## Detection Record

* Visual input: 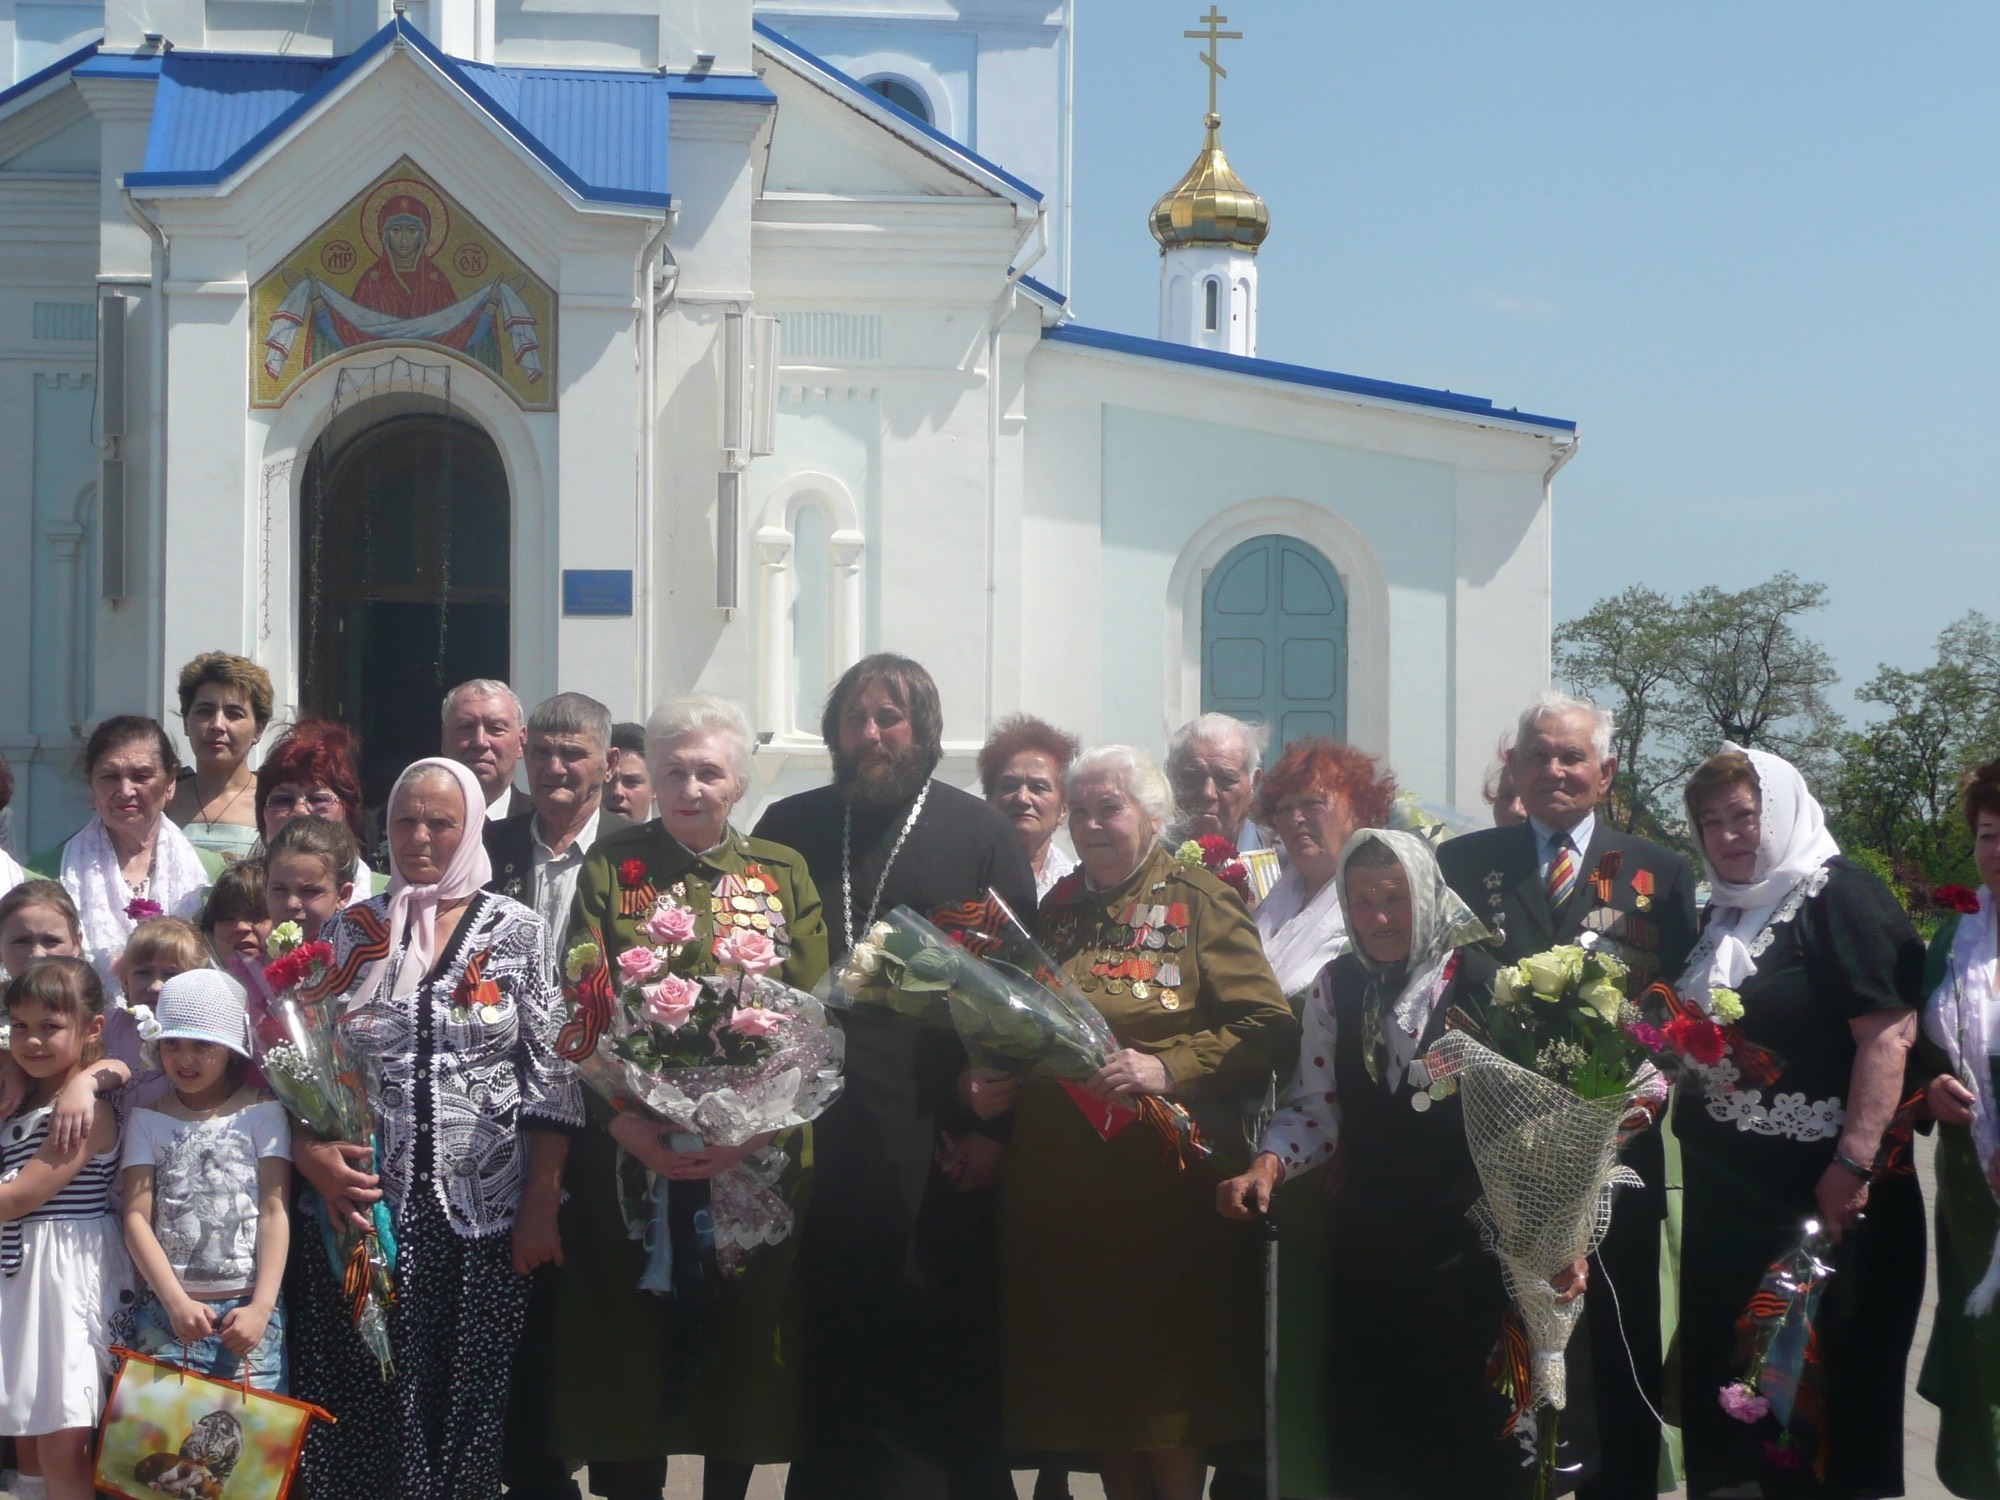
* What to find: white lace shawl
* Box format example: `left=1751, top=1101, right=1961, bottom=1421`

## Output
left=61, top=816, right=211, bottom=1000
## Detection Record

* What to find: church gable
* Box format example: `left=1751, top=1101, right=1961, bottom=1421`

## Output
left=0, top=78, right=98, bottom=175
left=251, top=155, right=556, bottom=410
left=755, top=31, right=1032, bottom=207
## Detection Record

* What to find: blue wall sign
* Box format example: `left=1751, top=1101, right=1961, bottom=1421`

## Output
left=562, top=569, right=634, bottom=617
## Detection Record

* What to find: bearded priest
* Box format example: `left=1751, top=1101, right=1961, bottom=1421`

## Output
left=754, top=654, right=1037, bottom=1500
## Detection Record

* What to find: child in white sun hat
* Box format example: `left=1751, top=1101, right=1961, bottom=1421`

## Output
left=119, top=968, right=292, bottom=1391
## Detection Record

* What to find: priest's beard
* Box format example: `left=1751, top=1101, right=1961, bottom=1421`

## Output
left=835, top=741, right=937, bottom=811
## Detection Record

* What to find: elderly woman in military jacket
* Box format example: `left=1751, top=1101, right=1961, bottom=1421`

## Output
left=546, top=696, right=828, bottom=1500
left=965, top=743, right=1297, bottom=1500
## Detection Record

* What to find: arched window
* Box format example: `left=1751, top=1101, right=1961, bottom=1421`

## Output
left=864, top=76, right=932, bottom=125
left=755, top=476, right=866, bottom=740
left=1204, top=278, right=1220, bottom=333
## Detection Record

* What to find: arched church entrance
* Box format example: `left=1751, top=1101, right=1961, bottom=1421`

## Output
left=1201, top=533, right=1347, bottom=751
left=298, top=408, right=510, bottom=806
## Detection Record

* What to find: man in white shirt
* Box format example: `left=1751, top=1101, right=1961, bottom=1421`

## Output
left=442, top=678, right=528, bottom=818
left=494, top=689, right=609, bottom=1500
left=482, top=692, right=609, bottom=945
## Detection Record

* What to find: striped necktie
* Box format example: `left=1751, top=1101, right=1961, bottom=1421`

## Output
left=1546, top=836, right=1579, bottom=908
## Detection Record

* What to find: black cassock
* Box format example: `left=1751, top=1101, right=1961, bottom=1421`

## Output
left=1437, top=818, right=1698, bottom=1500
left=754, top=779, right=1036, bottom=1500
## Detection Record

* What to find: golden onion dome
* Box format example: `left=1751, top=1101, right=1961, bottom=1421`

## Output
left=1149, top=112, right=1270, bottom=252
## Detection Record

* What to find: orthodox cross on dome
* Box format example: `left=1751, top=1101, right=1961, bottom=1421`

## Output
left=1184, top=7, right=1243, bottom=120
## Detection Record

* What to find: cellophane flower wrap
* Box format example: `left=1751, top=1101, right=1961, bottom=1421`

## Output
left=560, top=890, right=844, bottom=1275
left=254, top=924, right=397, bottom=1379
left=1425, top=940, right=1666, bottom=1475
left=827, top=899, right=1209, bottom=1163
left=1720, top=1220, right=1836, bottom=1480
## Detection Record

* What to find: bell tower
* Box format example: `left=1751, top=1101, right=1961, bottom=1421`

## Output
left=1150, top=8, right=1269, bottom=357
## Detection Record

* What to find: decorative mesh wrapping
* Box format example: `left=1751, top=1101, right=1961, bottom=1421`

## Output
left=1425, top=1030, right=1642, bottom=1410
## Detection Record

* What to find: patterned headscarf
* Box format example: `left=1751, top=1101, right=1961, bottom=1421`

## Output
left=1334, top=828, right=1489, bottom=1088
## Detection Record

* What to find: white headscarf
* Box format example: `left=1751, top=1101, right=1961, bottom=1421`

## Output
left=1335, top=827, right=1489, bottom=1089
left=61, top=812, right=211, bottom=1001
left=357, top=757, right=493, bottom=1008
left=1256, top=862, right=1349, bottom=998
left=1677, top=743, right=1840, bottom=1004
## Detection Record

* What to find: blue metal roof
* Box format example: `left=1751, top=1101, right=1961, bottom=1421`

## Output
left=0, top=37, right=101, bottom=115
left=113, top=19, right=769, bottom=208
left=1041, top=325, right=1577, bottom=434
left=751, top=19, right=1043, bottom=206
left=1017, top=272, right=1067, bottom=307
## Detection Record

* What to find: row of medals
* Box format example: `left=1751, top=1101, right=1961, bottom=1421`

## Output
left=1081, top=900, right=1187, bottom=1009
left=710, top=869, right=785, bottom=936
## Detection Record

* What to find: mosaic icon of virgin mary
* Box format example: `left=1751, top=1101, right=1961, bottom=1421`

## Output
left=352, top=187, right=458, bottom=319
left=255, top=160, right=552, bottom=408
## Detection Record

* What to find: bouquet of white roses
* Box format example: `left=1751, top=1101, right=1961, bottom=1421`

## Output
left=1425, top=940, right=1666, bottom=1495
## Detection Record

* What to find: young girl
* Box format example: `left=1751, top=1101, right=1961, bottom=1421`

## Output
left=200, top=860, right=270, bottom=981
left=110, top=916, right=210, bottom=1114
left=0, top=958, right=134, bottom=1500
left=0, top=885, right=131, bottom=1154
left=265, top=816, right=358, bottom=942
left=122, top=968, right=290, bottom=1391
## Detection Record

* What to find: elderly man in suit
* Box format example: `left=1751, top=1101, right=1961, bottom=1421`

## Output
left=1436, top=691, right=1699, bottom=1500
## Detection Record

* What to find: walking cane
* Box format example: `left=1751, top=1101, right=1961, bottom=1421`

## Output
left=1262, top=1212, right=1280, bottom=1500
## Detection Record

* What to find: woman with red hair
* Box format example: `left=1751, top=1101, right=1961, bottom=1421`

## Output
left=255, top=720, right=384, bottom=898
left=1253, top=740, right=1397, bottom=999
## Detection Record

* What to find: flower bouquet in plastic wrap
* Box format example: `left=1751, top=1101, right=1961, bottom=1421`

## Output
left=828, top=896, right=1210, bottom=1165
left=559, top=894, right=845, bottom=1279
left=253, top=924, right=397, bottom=1379
left=1426, top=940, right=1666, bottom=1495
left=1718, top=1220, right=1836, bottom=1480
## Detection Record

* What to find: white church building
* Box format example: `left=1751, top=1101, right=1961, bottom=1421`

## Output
left=0, top=0, right=1577, bottom=842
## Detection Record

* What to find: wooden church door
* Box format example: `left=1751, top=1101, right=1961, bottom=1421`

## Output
left=299, top=410, right=510, bottom=807
left=1200, top=534, right=1347, bottom=750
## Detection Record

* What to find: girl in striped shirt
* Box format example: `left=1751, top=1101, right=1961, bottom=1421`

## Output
left=0, top=957, right=135, bottom=1500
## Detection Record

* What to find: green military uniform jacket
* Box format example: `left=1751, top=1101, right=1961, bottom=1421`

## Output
left=549, top=818, right=829, bottom=1465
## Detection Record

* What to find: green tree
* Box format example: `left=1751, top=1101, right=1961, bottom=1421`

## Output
left=1552, top=586, right=1680, bottom=834
left=1556, top=573, right=1842, bottom=838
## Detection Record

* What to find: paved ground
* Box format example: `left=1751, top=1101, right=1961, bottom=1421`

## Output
left=0, top=1138, right=1946, bottom=1500
left=647, top=1133, right=1953, bottom=1500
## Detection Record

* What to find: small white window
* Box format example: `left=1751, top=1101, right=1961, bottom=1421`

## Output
left=1204, top=278, right=1220, bottom=332
left=864, top=76, right=932, bottom=126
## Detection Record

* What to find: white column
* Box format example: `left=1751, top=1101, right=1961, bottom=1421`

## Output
left=754, top=529, right=791, bottom=735
left=830, top=529, right=864, bottom=680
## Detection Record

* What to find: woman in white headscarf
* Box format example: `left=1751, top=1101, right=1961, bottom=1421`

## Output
left=1675, top=745, right=1925, bottom=1500
left=1218, top=828, right=1590, bottom=1498
left=286, top=757, right=583, bottom=1500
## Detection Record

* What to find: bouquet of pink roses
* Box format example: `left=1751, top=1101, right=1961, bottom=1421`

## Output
left=560, top=890, right=844, bottom=1276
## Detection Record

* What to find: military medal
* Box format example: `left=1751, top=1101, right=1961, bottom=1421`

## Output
left=1410, top=1092, right=1432, bottom=1113
left=480, top=1003, right=505, bottom=1024
left=1131, top=981, right=1151, bottom=1001
left=1631, top=869, right=1655, bottom=912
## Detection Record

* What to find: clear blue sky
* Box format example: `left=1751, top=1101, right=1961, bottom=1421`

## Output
left=1065, top=2, right=1998, bottom=716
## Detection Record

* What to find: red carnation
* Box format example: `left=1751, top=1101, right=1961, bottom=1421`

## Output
left=1663, top=1012, right=1728, bottom=1068
left=124, top=897, right=163, bottom=922
left=1195, top=835, right=1240, bottom=864
left=619, top=859, right=648, bottom=888
left=263, top=940, right=333, bottom=994
left=1935, top=884, right=1981, bottom=915
left=1217, top=859, right=1252, bottom=900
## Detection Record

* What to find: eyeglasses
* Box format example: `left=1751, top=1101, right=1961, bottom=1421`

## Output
left=267, top=791, right=343, bottom=814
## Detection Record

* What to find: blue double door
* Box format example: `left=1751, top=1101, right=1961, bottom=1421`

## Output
left=1201, top=534, right=1347, bottom=751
